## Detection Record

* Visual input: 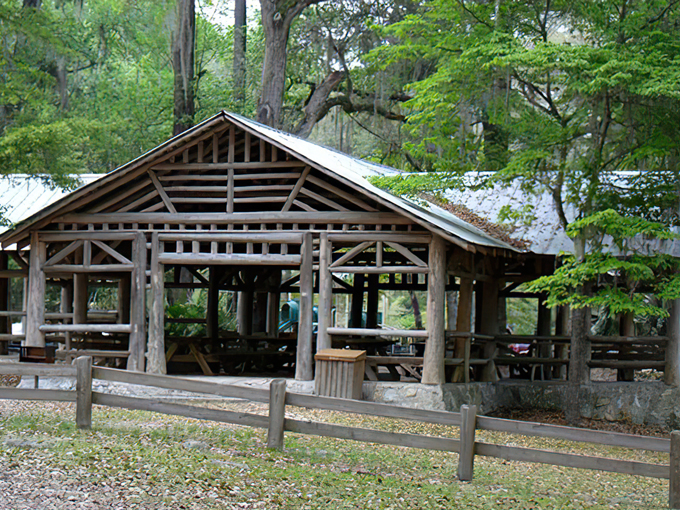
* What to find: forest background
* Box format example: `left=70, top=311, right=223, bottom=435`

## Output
left=1, top=0, right=680, bottom=348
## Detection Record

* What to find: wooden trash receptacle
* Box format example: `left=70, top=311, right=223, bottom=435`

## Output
left=314, top=349, right=366, bottom=400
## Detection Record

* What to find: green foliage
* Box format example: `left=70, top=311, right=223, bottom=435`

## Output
left=165, top=288, right=236, bottom=337
left=369, top=171, right=463, bottom=201
left=371, top=1, right=680, bottom=314
left=0, top=0, right=266, bottom=183
left=528, top=210, right=680, bottom=317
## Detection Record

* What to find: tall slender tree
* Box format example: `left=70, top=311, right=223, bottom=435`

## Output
left=233, top=0, right=247, bottom=108
left=172, top=0, right=195, bottom=135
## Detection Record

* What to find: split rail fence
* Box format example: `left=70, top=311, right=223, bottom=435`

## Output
left=1, top=358, right=679, bottom=508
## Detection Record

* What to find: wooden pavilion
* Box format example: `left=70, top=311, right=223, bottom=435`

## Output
left=0, top=111, right=675, bottom=386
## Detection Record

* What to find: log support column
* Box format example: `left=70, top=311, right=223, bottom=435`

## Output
left=537, top=296, right=552, bottom=380
left=266, top=271, right=282, bottom=338
left=422, top=235, right=446, bottom=385
left=317, top=233, right=332, bottom=351
left=366, top=275, right=379, bottom=329
left=237, top=271, right=254, bottom=337
left=554, top=305, right=570, bottom=379
left=128, top=232, right=147, bottom=372
left=617, top=312, right=635, bottom=381
left=60, top=279, right=74, bottom=358
left=147, top=231, right=166, bottom=374
left=0, top=253, right=8, bottom=355
left=295, top=232, right=313, bottom=380
left=479, top=279, right=500, bottom=382
left=569, top=306, right=591, bottom=385
left=207, top=267, right=220, bottom=340
left=452, top=277, right=473, bottom=383
left=666, top=299, right=680, bottom=386
left=25, top=233, right=46, bottom=347
left=350, top=273, right=364, bottom=328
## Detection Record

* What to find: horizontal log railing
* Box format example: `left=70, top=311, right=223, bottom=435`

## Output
left=327, top=327, right=429, bottom=339
left=0, top=359, right=678, bottom=507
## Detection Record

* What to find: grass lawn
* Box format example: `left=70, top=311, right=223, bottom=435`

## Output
left=0, top=399, right=669, bottom=509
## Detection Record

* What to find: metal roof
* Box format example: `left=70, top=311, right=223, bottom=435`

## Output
left=225, top=113, right=518, bottom=252
left=0, top=111, right=523, bottom=253
left=0, top=174, right=102, bottom=235
left=443, top=175, right=680, bottom=257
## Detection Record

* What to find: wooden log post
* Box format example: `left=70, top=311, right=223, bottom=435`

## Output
left=537, top=296, right=552, bottom=380
left=422, top=235, right=446, bottom=385
left=296, top=232, right=314, bottom=380
left=73, top=271, right=88, bottom=328
left=366, top=274, right=379, bottom=329
left=350, top=273, right=365, bottom=328
left=267, top=378, right=287, bottom=449
left=147, top=231, right=166, bottom=374
left=554, top=305, right=570, bottom=379
left=566, top=305, right=590, bottom=424
left=666, top=300, right=680, bottom=386
left=237, top=282, right=254, bottom=337
left=452, top=277, right=473, bottom=383
left=671, top=431, right=680, bottom=509
left=457, top=404, right=477, bottom=482
left=128, top=233, right=147, bottom=372
left=266, top=271, right=281, bottom=338
left=317, top=233, right=332, bottom=351
left=75, top=355, right=93, bottom=429
left=207, top=266, right=220, bottom=340
left=118, top=275, right=131, bottom=326
left=60, top=280, right=74, bottom=359
left=26, top=233, right=46, bottom=347
left=253, top=292, right=269, bottom=334
left=479, top=279, right=500, bottom=382
left=0, top=252, right=8, bottom=355
left=569, top=306, right=591, bottom=385
left=617, top=312, right=635, bottom=382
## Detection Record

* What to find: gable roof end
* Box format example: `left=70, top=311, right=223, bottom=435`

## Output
left=0, top=110, right=522, bottom=254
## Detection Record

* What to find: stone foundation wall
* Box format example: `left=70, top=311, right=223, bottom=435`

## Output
left=362, top=380, right=680, bottom=429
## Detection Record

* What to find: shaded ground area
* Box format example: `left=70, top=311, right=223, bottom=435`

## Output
left=0, top=399, right=669, bottom=509
left=490, top=408, right=669, bottom=438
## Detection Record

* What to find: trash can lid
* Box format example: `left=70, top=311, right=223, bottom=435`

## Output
left=314, top=349, right=367, bottom=362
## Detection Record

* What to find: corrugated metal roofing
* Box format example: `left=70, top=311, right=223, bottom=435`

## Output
left=0, top=174, right=102, bottom=235
left=225, top=113, right=518, bottom=252
left=444, top=175, right=680, bottom=257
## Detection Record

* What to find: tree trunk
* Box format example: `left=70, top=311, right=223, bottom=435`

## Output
left=257, top=2, right=289, bottom=127
left=257, top=0, right=324, bottom=128
left=56, top=55, right=69, bottom=111
left=233, top=0, right=247, bottom=107
left=294, top=70, right=345, bottom=138
left=172, top=0, right=195, bottom=136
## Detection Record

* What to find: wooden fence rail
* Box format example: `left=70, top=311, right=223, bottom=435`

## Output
left=0, top=358, right=678, bottom=508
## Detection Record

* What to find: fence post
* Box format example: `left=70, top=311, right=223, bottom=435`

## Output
left=76, top=356, right=92, bottom=429
left=267, top=379, right=287, bottom=449
left=458, top=404, right=477, bottom=482
left=671, top=431, right=680, bottom=509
